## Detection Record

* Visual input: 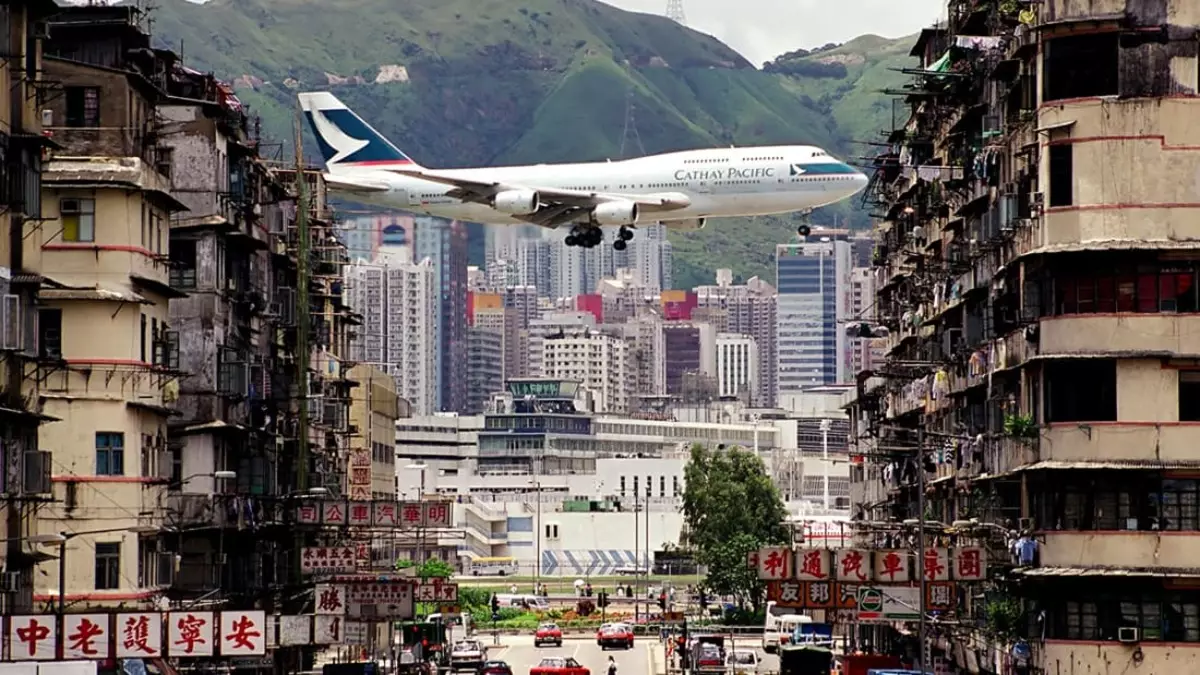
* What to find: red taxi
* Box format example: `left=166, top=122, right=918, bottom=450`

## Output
left=530, top=657, right=589, bottom=675
left=535, top=622, right=563, bottom=647
left=596, top=623, right=634, bottom=650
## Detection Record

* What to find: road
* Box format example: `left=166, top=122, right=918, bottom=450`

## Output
left=479, top=634, right=780, bottom=675
left=486, top=635, right=653, bottom=675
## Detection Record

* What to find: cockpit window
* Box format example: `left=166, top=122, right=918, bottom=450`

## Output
left=811, top=150, right=829, bottom=158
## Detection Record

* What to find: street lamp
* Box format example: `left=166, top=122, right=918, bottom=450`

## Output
left=37, top=525, right=159, bottom=615
left=406, top=463, right=428, bottom=562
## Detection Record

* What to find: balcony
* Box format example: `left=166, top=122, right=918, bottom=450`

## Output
left=1039, top=314, right=1200, bottom=358
left=1039, top=530, right=1200, bottom=571
left=1039, top=423, right=1200, bottom=465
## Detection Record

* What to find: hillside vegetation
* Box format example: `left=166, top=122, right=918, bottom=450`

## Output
left=149, top=0, right=913, bottom=288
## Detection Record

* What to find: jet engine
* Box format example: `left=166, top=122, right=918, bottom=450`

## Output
left=492, top=189, right=540, bottom=215
left=662, top=217, right=707, bottom=231
left=591, top=200, right=640, bottom=226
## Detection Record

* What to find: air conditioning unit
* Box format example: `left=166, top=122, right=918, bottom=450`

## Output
left=1118, top=626, right=1140, bottom=644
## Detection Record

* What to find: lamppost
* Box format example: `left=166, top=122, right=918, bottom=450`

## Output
left=406, top=463, right=428, bottom=563
left=529, top=476, right=541, bottom=593
left=819, top=419, right=832, bottom=510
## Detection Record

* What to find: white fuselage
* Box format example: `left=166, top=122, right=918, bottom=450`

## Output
left=329, top=144, right=867, bottom=227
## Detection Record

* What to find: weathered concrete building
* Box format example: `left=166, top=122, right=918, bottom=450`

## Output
left=852, top=0, right=1200, bottom=672
left=32, top=5, right=186, bottom=608
left=0, top=0, right=59, bottom=615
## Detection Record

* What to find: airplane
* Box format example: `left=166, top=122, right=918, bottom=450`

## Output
left=298, top=91, right=868, bottom=251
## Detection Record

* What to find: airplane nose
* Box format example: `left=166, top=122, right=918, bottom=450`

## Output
left=851, top=171, right=869, bottom=193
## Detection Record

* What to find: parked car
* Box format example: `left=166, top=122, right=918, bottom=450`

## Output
left=530, top=657, right=589, bottom=675
left=535, top=623, right=563, bottom=647
left=481, top=661, right=513, bottom=675
left=449, top=639, right=487, bottom=672
left=725, top=650, right=760, bottom=675
left=596, top=623, right=634, bottom=650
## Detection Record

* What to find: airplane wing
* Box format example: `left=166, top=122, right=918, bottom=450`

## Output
left=323, top=175, right=390, bottom=195
left=389, top=167, right=690, bottom=227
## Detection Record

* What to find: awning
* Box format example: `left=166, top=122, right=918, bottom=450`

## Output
left=1015, top=566, right=1200, bottom=578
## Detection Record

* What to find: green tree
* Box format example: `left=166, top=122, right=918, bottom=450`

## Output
left=396, top=558, right=455, bottom=579
left=682, top=444, right=789, bottom=608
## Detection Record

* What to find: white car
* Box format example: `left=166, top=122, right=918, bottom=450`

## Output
left=450, top=640, right=487, bottom=671
left=725, top=650, right=760, bottom=675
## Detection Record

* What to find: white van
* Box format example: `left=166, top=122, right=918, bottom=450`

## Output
left=762, top=602, right=812, bottom=652
left=495, top=594, right=549, bottom=611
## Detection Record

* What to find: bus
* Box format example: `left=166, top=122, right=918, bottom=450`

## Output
left=462, top=556, right=521, bottom=577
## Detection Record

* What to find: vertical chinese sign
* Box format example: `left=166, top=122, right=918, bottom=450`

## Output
left=348, top=447, right=372, bottom=501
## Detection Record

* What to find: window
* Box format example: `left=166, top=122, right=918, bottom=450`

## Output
left=65, top=86, right=101, bottom=127
left=1043, top=33, right=1119, bottom=102
left=170, top=239, right=197, bottom=289
left=1045, top=359, right=1116, bottom=423
left=38, top=308, right=62, bottom=360
left=139, top=314, right=147, bottom=363
left=1182, top=372, right=1200, bottom=422
left=95, top=432, right=125, bottom=476
left=1048, top=145, right=1073, bottom=208
left=60, top=198, right=95, bottom=242
left=95, top=542, right=120, bottom=590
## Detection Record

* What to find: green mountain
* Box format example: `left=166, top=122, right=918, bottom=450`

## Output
left=148, top=0, right=913, bottom=289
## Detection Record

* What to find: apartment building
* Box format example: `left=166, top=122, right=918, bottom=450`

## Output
left=541, top=332, right=631, bottom=413
left=29, top=5, right=186, bottom=607
left=851, top=1, right=1200, bottom=672
left=695, top=270, right=778, bottom=406
left=413, top=217, right=467, bottom=412
left=466, top=326, right=504, bottom=414
left=0, top=0, right=59, bottom=614
left=347, top=365, right=400, bottom=501
left=715, top=333, right=758, bottom=401
left=344, top=247, right=438, bottom=414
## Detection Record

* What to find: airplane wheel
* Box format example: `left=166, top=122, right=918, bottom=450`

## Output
left=619, top=226, right=634, bottom=241
left=565, top=235, right=578, bottom=247
left=613, top=239, right=627, bottom=252
left=588, top=227, right=604, bottom=247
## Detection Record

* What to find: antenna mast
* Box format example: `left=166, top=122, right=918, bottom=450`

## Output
left=665, top=0, right=686, bottom=25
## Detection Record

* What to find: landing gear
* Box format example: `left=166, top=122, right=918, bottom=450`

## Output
left=565, top=225, right=604, bottom=248
left=797, top=209, right=813, bottom=237
left=613, top=226, right=634, bottom=251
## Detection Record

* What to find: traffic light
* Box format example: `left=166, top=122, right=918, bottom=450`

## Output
left=490, top=593, right=500, bottom=614
left=658, top=593, right=667, bottom=610
left=597, top=590, right=609, bottom=609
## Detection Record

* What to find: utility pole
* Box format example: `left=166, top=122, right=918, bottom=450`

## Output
left=916, top=428, right=928, bottom=672
left=294, top=111, right=311, bottom=493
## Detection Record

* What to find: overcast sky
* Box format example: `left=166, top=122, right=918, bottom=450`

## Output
left=604, top=0, right=946, bottom=65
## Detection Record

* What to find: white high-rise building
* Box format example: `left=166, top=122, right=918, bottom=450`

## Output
left=616, top=223, right=673, bottom=290
left=541, top=331, right=631, bottom=413
left=695, top=270, right=777, bottom=406
left=345, top=246, right=438, bottom=414
left=775, top=237, right=851, bottom=394
left=715, top=333, right=758, bottom=400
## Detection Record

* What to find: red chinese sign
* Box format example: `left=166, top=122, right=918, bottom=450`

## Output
left=169, top=611, right=215, bottom=656
left=400, top=502, right=424, bottom=527
left=756, top=547, right=791, bottom=580
left=64, top=614, right=110, bottom=659
left=116, top=613, right=162, bottom=657
left=423, top=501, right=452, bottom=528
left=767, top=581, right=852, bottom=610
left=794, top=549, right=830, bottom=581
left=323, top=501, right=347, bottom=525
left=874, top=550, right=911, bottom=582
left=316, top=584, right=347, bottom=615
left=953, top=546, right=987, bottom=581
left=348, top=502, right=372, bottom=526
left=11, top=615, right=56, bottom=660
left=219, top=611, right=266, bottom=655
left=923, top=548, right=950, bottom=582
left=373, top=502, right=398, bottom=526
left=835, top=549, right=872, bottom=582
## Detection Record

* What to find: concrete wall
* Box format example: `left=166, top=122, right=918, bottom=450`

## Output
left=1041, top=640, right=1200, bottom=675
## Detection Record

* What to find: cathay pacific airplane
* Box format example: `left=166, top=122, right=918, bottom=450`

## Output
left=299, top=91, right=868, bottom=250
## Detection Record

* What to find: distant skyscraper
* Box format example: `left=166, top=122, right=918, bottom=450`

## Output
left=617, top=223, right=673, bottom=291
left=776, top=238, right=851, bottom=394
left=466, top=325, right=504, bottom=414
left=695, top=270, right=777, bottom=406
left=848, top=267, right=884, bottom=377
left=542, top=332, right=632, bottom=413
left=715, top=333, right=758, bottom=401
left=413, top=216, right=469, bottom=412
left=344, top=247, right=438, bottom=414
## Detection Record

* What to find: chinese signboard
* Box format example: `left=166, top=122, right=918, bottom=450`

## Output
left=754, top=547, right=988, bottom=583
left=766, top=581, right=857, bottom=610
left=416, top=581, right=459, bottom=603
left=301, top=546, right=358, bottom=575
left=315, top=584, right=348, bottom=615
left=294, top=499, right=456, bottom=529
left=347, top=581, right=415, bottom=619
left=348, top=448, right=372, bottom=501
left=1, top=613, right=374, bottom=657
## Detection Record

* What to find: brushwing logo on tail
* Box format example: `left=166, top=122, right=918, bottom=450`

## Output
left=309, top=108, right=368, bottom=165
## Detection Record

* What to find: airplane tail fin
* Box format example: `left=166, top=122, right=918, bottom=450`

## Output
left=297, top=91, right=421, bottom=172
